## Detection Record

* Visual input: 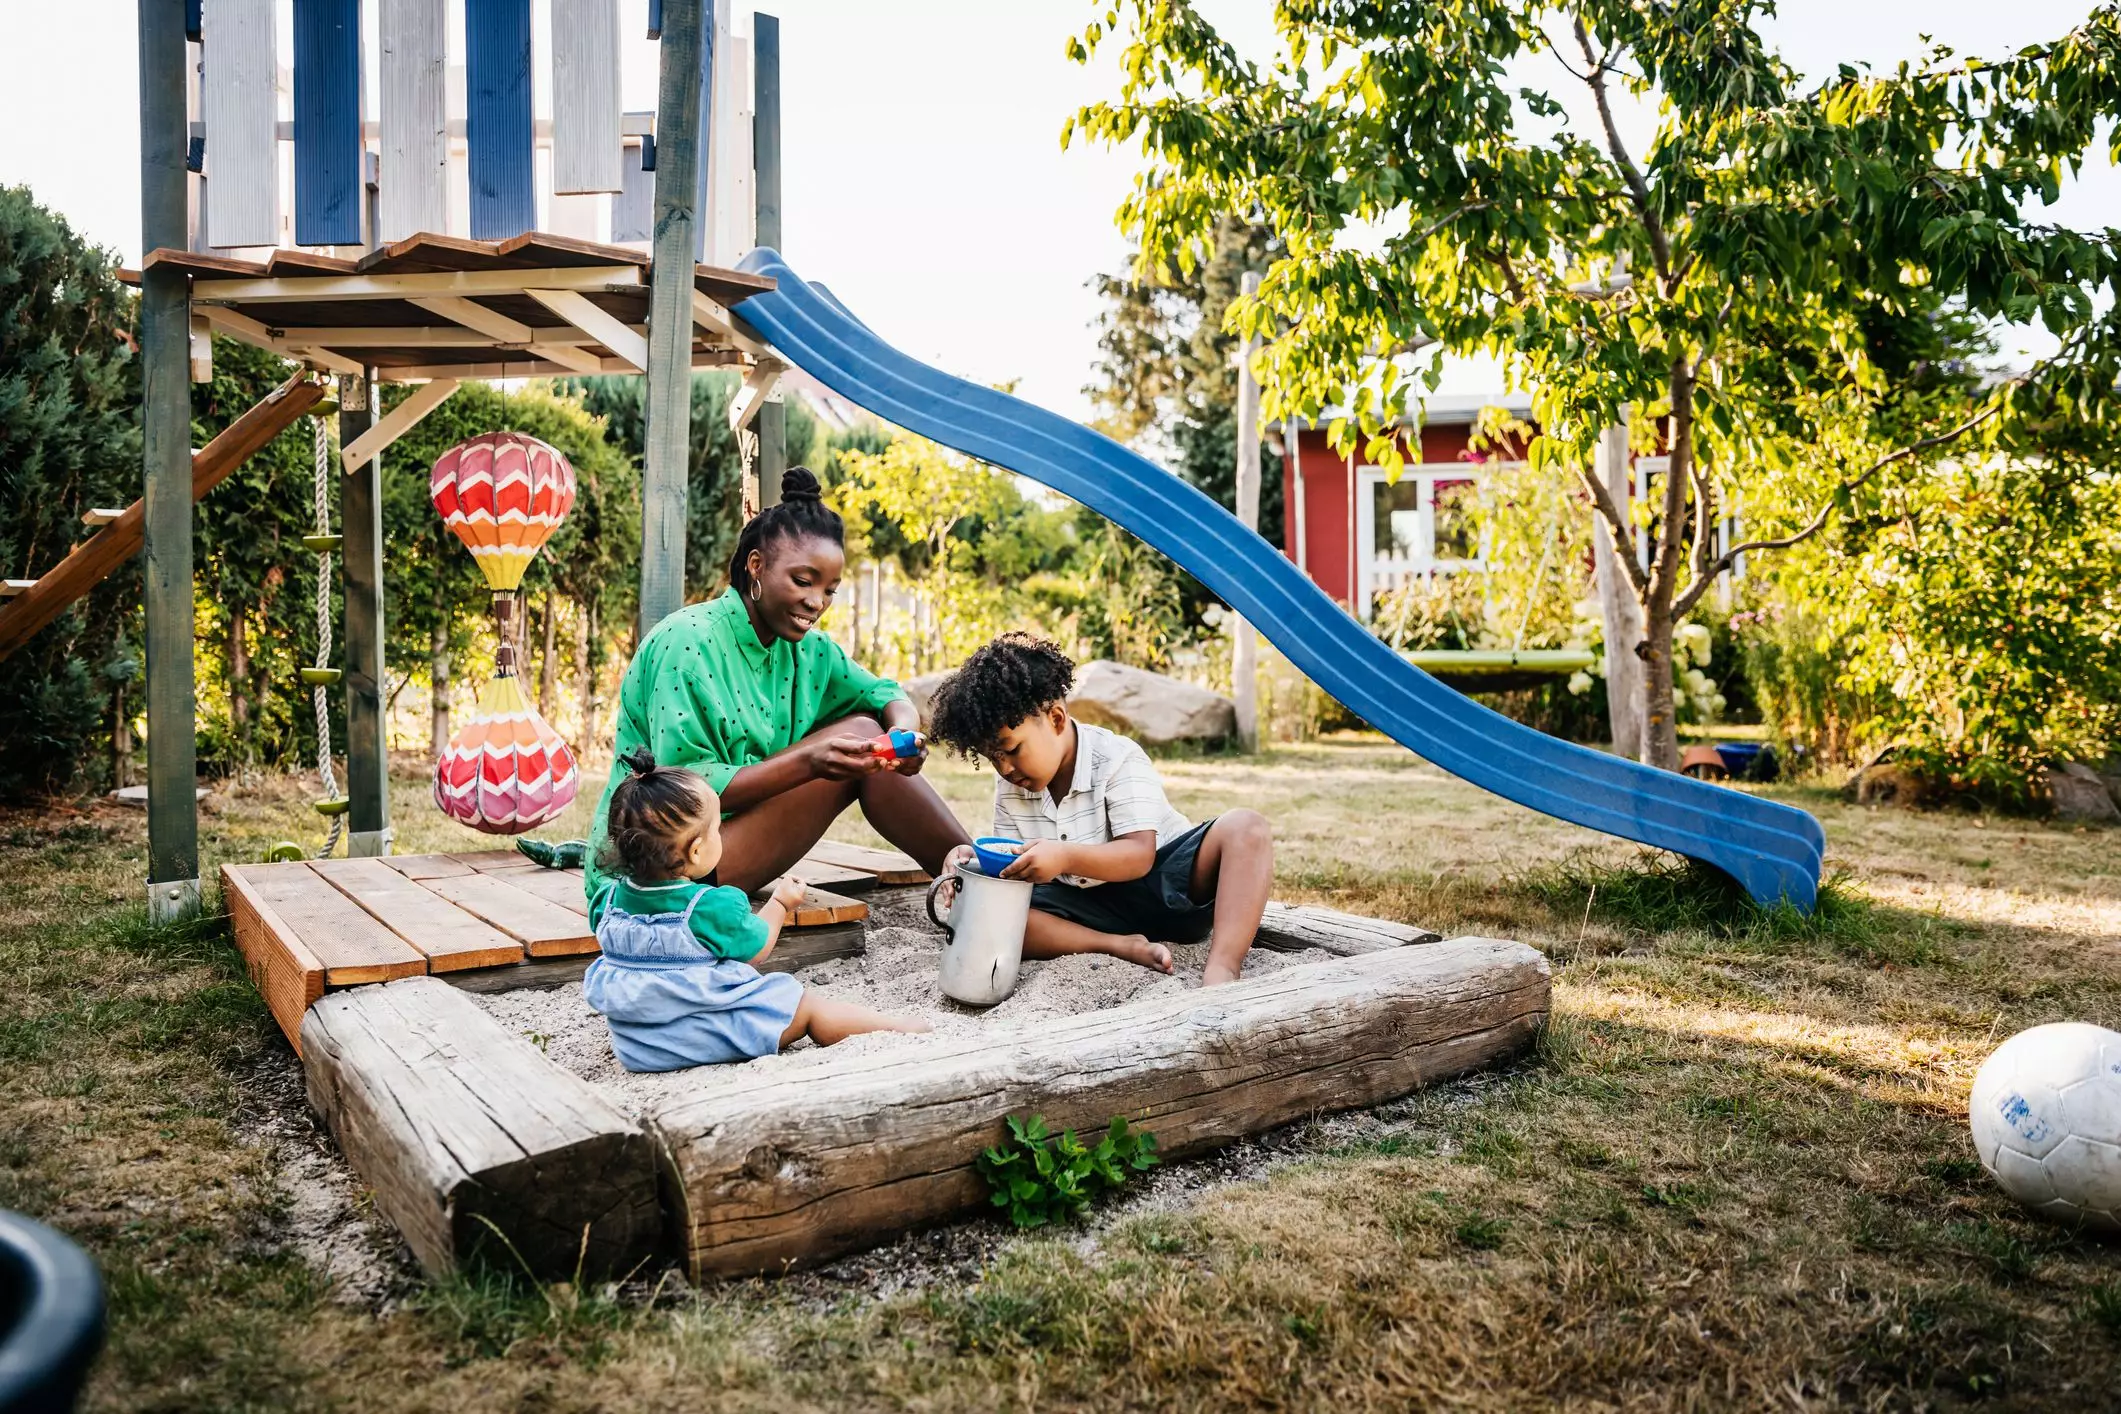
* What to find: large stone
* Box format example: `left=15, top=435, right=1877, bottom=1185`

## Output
left=898, top=672, right=951, bottom=732
left=1067, top=660, right=1236, bottom=748
left=2050, top=762, right=2121, bottom=822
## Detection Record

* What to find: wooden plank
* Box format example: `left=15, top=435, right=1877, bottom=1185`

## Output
left=526, top=287, right=650, bottom=371
left=612, top=139, right=653, bottom=243
left=340, top=377, right=459, bottom=472
left=786, top=856, right=878, bottom=894
left=221, top=863, right=327, bottom=1053
left=655, top=938, right=1548, bottom=1277
left=1254, top=903, right=1443, bottom=956
left=189, top=264, right=643, bottom=304
left=382, top=853, right=475, bottom=880
left=201, top=0, right=279, bottom=248
left=438, top=921, right=865, bottom=994
left=804, top=839, right=930, bottom=886
left=301, top=977, right=661, bottom=1279
left=80, top=509, right=125, bottom=528
left=291, top=0, right=363, bottom=246
left=0, top=581, right=33, bottom=598
left=490, top=866, right=591, bottom=916
left=340, top=382, right=390, bottom=857
left=236, top=861, right=429, bottom=986
left=310, top=859, right=523, bottom=972
left=789, top=886, right=867, bottom=929
left=378, top=0, right=449, bottom=243
left=0, top=374, right=325, bottom=661
left=422, top=873, right=598, bottom=956
left=464, top=0, right=535, bottom=240
left=451, top=849, right=539, bottom=873
left=552, top=0, right=622, bottom=194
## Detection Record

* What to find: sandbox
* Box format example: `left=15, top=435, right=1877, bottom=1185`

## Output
left=279, top=848, right=1550, bottom=1282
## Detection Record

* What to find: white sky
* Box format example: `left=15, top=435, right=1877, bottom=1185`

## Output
left=1, top=1, right=2111, bottom=424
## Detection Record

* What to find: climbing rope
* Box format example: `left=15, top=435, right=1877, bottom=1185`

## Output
left=311, top=414, right=344, bottom=858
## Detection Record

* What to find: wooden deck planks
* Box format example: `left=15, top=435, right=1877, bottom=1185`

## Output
left=421, top=872, right=599, bottom=956
left=492, top=866, right=592, bottom=916
left=310, top=858, right=524, bottom=972
left=791, top=886, right=867, bottom=928
left=228, top=861, right=428, bottom=987
left=804, top=840, right=930, bottom=886
left=785, top=857, right=881, bottom=894
left=222, top=864, right=329, bottom=1054
left=383, top=853, right=475, bottom=880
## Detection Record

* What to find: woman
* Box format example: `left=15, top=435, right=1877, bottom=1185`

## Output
left=583, top=466, right=969, bottom=898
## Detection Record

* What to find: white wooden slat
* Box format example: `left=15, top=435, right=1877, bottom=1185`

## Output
left=720, top=32, right=755, bottom=263
left=379, top=0, right=449, bottom=242
left=552, top=0, right=622, bottom=195
left=699, top=0, right=736, bottom=264
left=202, top=0, right=281, bottom=248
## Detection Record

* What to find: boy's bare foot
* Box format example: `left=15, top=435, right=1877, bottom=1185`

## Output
left=1201, top=961, right=1242, bottom=987
left=1110, top=934, right=1174, bottom=974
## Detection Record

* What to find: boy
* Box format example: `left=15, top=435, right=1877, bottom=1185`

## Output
left=929, top=633, right=1272, bottom=986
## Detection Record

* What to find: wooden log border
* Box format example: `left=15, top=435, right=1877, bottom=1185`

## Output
left=649, top=937, right=1549, bottom=1277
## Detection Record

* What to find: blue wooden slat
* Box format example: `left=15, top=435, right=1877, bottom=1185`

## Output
left=465, top=0, right=535, bottom=240
left=185, top=0, right=203, bottom=42
left=293, top=0, right=364, bottom=246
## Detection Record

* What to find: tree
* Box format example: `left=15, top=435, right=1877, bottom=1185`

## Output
left=1088, top=213, right=1287, bottom=550
left=0, top=187, right=142, bottom=798
left=1069, top=2, right=2121, bottom=768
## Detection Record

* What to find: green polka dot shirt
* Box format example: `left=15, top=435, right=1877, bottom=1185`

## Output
left=584, top=587, right=904, bottom=899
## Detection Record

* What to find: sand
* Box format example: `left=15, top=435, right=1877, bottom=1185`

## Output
left=472, top=889, right=1333, bottom=1117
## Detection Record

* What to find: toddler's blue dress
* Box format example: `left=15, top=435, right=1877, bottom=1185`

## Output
left=582, top=880, right=803, bottom=1072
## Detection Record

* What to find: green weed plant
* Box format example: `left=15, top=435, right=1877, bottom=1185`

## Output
left=976, top=1114, right=1159, bottom=1229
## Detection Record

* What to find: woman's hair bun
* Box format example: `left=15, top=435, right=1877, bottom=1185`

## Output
left=780, top=466, right=823, bottom=503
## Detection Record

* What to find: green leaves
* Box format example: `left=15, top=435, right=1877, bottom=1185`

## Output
left=975, top=1113, right=1160, bottom=1230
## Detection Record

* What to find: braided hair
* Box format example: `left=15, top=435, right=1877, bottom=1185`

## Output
left=599, top=747, right=715, bottom=881
left=727, top=466, right=845, bottom=595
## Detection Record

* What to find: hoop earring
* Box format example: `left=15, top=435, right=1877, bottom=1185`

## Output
left=749, top=581, right=762, bottom=603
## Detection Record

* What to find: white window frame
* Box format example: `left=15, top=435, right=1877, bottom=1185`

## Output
left=1354, top=463, right=1494, bottom=618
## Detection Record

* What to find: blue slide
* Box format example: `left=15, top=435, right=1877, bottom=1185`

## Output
left=733, top=249, right=1825, bottom=910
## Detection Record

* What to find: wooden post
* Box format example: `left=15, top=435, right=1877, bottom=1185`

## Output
left=141, top=0, right=199, bottom=923
left=751, top=12, right=784, bottom=508
left=640, top=0, right=708, bottom=631
left=1592, top=414, right=1646, bottom=760
left=1230, top=270, right=1261, bottom=751
left=342, top=371, right=392, bottom=856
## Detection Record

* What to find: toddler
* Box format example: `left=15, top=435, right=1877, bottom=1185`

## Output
left=583, top=747, right=927, bottom=1072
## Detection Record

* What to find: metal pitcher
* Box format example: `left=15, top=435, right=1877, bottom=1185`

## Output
left=926, top=861, right=1031, bottom=1006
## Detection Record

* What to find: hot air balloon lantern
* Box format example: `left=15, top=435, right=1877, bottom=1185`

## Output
left=430, top=432, right=583, bottom=834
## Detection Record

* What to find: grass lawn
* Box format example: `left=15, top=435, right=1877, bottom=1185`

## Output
left=5, top=738, right=2120, bottom=1411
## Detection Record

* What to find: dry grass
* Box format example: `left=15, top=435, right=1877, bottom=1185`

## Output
left=4, top=740, right=2121, bottom=1411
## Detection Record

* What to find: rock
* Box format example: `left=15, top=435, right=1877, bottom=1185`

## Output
left=2049, top=762, right=2121, bottom=822
left=1853, top=763, right=1924, bottom=809
left=897, top=673, right=951, bottom=732
left=1066, top=660, right=1236, bottom=748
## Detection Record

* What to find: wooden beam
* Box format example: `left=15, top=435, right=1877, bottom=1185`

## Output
left=190, top=264, right=643, bottom=304
left=406, top=294, right=535, bottom=344
left=653, top=937, right=1551, bottom=1277
left=223, top=863, right=328, bottom=1053
left=726, top=359, right=780, bottom=432
left=81, top=509, right=125, bottom=528
left=751, top=13, right=786, bottom=507
left=0, top=580, right=35, bottom=598
left=195, top=306, right=369, bottom=376
left=340, top=373, right=391, bottom=857
left=526, top=287, right=649, bottom=371
left=689, top=289, right=774, bottom=360
left=340, top=377, right=460, bottom=472
left=241, top=324, right=646, bottom=349
left=300, top=977, right=662, bottom=1279
left=0, top=376, right=325, bottom=660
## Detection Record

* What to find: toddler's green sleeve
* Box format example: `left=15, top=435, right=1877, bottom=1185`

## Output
left=687, top=885, right=771, bottom=961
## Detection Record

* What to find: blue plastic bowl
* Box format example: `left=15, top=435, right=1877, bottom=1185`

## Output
left=972, top=837, right=1023, bottom=877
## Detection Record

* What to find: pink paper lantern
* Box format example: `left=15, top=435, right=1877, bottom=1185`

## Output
left=434, top=673, right=580, bottom=835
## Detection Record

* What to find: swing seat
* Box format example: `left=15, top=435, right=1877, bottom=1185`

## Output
left=312, top=798, right=351, bottom=817
left=300, top=534, right=344, bottom=555
left=299, top=667, right=344, bottom=686
left=261, top=841, right=307, bottom=863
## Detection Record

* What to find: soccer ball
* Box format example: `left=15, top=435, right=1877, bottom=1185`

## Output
left=1967, top=1022, right=2121, bottom=1232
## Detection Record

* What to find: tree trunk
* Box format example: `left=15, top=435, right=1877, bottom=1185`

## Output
left=1636, top=368, right=1697, bottom=772
left=429, top=606, right=451, bottom=759
left=538, top=591, right=559, bottom=718
left=1590, top=417, right=1645, bottom=760
left=111, top=681, right=133, bottom=789
left=570, top=598, right=590, bottom=743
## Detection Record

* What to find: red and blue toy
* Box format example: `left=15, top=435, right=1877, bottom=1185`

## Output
left=871, top=728, right=924, bottom=761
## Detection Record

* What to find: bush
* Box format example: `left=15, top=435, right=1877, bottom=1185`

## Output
left=0, top=187, right=142, bottom=798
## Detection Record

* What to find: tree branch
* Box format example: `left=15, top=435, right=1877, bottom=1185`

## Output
left=1575, top=454, right=1649, bottom=598
left=1670, top=401, right=2004, bottom=618
left=1574, top=16, right=1673, bottom=282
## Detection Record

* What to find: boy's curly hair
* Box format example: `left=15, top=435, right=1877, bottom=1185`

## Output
left=929, top=633, right=1076, bottom=757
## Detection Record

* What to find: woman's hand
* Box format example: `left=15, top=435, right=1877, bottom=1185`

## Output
left=808, top=733, right=887, bottom=782
left=892, top=737, right=929, bottom=777
left=999, top=839, right=1072, bottom=884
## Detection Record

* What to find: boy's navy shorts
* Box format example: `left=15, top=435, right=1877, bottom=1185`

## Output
left=1030, top=819, right=1217, bottom=943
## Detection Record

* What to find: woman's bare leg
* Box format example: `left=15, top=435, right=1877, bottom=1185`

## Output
left=1022, top=910, right=1173, bottom=973
left=778, top=990, right=930, bottom=1048
left=716, top=714, right=970, bottom=892
left=1189, top=810, right=1273, bottom=986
